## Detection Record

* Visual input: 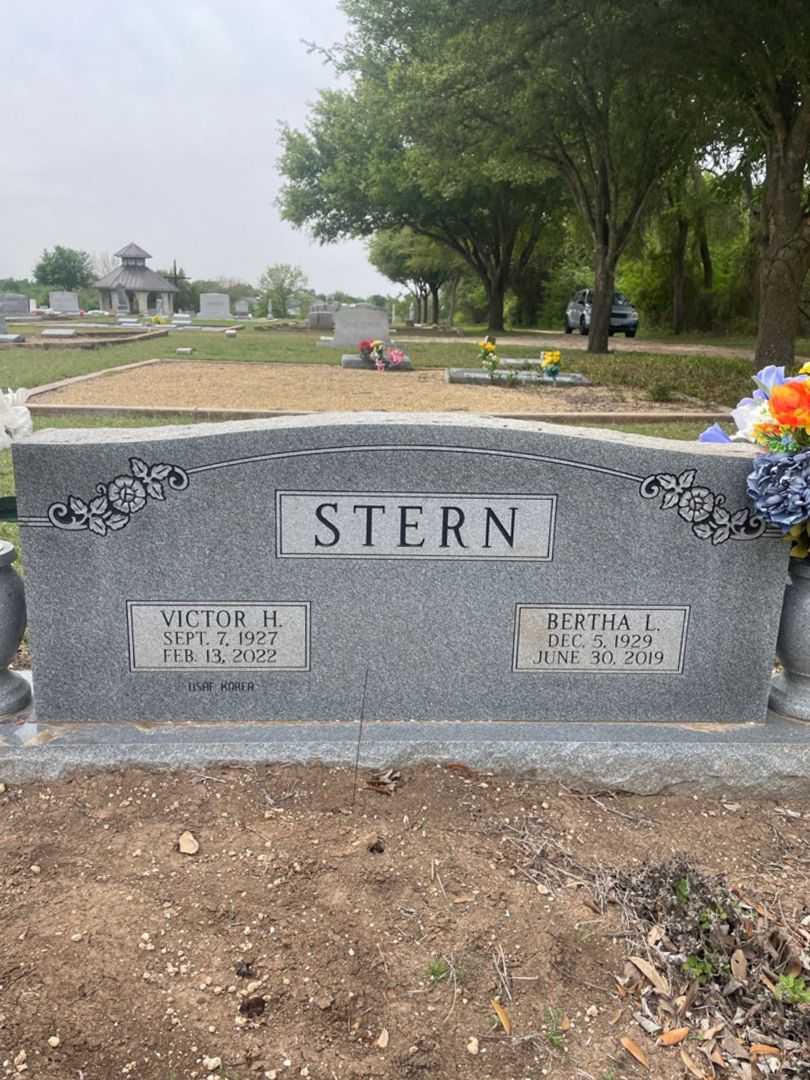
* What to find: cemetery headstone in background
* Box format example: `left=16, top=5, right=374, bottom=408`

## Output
left=319, top=303, right=390, bottom=347
left=308, top=301, right=340, bottom=330
left=198, top=293, right=231, bottom=320
left=48, top=291, right=80, bottom=314
left=234, top=299, right=250, bottom=317
left=0, top=294, right=29, bottom=317
left=14, top=414, right=788, bottom=725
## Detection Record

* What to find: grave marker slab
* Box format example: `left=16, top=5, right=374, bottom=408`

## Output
left=48, top=291, right=80, bottom=314
left=14, top=415, right=789, bottom=726
left=198, top=293, right=231, bottom=319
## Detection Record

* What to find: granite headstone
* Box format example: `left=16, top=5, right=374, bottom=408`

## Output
left=14, top=414, right=789, bottom=725
left=48, top=291, right=80, bottom=314
left=319, top=303, right=390, bottom=347
left=0, top=294, right=29, bottom=317
left=198, top=293, right=231, bottom=320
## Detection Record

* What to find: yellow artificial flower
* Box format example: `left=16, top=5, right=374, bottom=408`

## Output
left=800, top=362, right=810, bottom=376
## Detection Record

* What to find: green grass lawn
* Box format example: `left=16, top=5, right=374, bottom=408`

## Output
left=2, top=325, right=759, bottom=408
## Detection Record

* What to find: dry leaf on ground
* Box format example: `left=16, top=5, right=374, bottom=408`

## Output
left=658, top=1026, right=690, bottom=1046
left=491, top=999, right=512, bottom=1035
left=621, top=1034, right=649, bottom=1068
left=628, top=956, right=670, bottom=995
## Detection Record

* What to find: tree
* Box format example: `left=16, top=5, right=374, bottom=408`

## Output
left=341, top=0, right=705, bottom=350
left=278, top=79, right=563, bottom=331
left=258, top=264, right=308, bottom=319
left=368, top=229, right=460, bottom=323
left=674, top=0, right=810, bottom=363
left=33, top=246, right=94, bottom=290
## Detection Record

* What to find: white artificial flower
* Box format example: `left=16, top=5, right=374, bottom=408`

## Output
left=0, top=388, right=33, bottom=443
left=731, top=397, right=771, bottom=442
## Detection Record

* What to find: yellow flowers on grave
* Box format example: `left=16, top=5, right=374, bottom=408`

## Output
left=478, top=335, right=498, bottom=376
left=540, top=350, right=561, bottom=381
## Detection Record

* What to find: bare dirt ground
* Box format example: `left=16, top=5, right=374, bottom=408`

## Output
left=31, top=361, right=706, bottom=415
left=1, top=763, right=809, bottom=1080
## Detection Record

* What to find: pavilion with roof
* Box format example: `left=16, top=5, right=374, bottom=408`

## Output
left=94, top=243, right=178, bottom=316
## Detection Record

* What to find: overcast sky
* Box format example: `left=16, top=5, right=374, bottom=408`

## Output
left=2, top=0, right=392, bottom=295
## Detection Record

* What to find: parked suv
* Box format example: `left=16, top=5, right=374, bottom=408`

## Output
left=565, top=289, right=639, bottom=337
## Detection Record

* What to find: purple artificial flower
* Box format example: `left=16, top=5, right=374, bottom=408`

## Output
left=746, top=449, right=810, bottom=531
left=698, top=423, right=732, bottom=444
left=753, top=365, right=787, bottom=396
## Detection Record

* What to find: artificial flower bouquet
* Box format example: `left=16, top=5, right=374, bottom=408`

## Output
left=479, top=335, right=498, bottom=375
left=540, top=350, right=561, bottom=381
left=700, top=363, right=810, bottom=557
left=358, top=339, right=406, bottom=371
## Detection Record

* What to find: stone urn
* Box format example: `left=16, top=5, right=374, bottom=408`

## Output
left=769, top=557, right=810, bottom=721
left=0, top=541, right=31, bottom=715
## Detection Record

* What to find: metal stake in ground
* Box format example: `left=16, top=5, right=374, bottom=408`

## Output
left=351, top=664, right=371, bottom=810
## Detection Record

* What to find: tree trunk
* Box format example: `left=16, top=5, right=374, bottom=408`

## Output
left=755, top=127, right=810, bottom=365
left=672, top=215, right=689, bottom=335
left=446, top=273, right=460, bottom=326
left=485, top=277, right=506, bottom=332
left=430, top=283, right=440, bottom=324
left=588, top=250, right=615, bottom=353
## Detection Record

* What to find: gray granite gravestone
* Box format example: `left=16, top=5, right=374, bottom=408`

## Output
left=0, top=294, right=29, bottom=317
left=14, top=414, right=789, bottom=726
left=198, top=293, right=231, bottom=320
left=234, top=299, right=250, bottom=317
left=318, top=303, right=390, bottom=347
left=48, top=291, right=80, bottom=313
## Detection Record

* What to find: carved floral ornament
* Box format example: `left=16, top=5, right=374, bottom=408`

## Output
left=47, top=458, right=189, bottom=536
left=639, top=469, right=767, bottom=545
left=41, top=449, right=768, bottom=545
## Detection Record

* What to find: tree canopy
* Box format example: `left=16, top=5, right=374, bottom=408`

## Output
left=33, top=246, right=94, bottom=291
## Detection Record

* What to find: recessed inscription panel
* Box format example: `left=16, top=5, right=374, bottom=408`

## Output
left=127, top=602, right=310, bottom=672
left=277, top=491, right=556, bottom=560
left=513, top=605, right=689, bottom=673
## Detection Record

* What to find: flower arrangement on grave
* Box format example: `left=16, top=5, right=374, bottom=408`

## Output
left=699, top=363, right=810, bottom=557
left=539, top=350, right=561, bottom=381
left=358, top=339, right=406, bottom=371
left=0, top=389, right=32, bottom=450
left=479, top=335, right=498, bottom=376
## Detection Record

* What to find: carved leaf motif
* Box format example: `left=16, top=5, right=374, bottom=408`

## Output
left=151, top=464, right=172, bottom=480
left=712, top=527, right=731, bottom=546
left=661, top=492, right=680, bottom=510
left=713, top=507, right=731, bottom=527
left=88, top=516, right=107, bottom=537
left=732, top=508, right=751, bottom=527
left=130, top=458, right=149, bottom=479
left=657, top=474, right=679, bottom=492
left=90, top=494, right=108, bottom=515
left=107, top=513, right=129, bottom=531
left=678, top=469, right=697, bottom=488
left=692, top=523, right=714, bottom=540
left=69, top=495, right=88, bottom=515
left=145, top=480, right=165, bottom=500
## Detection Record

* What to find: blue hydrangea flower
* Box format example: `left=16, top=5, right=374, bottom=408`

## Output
left=747, top=449, right=810, bottom=530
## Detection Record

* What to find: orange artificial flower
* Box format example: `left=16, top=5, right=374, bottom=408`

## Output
left=769, top=380, right=810, bottom=428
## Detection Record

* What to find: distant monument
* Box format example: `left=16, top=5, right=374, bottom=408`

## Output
left=48, top=291, right=80, bottom=314
left=0, top=294, right=29, bottom=317
left=199, top=293, right=231, bottom=319
left=95, top=243, right=178, bottom=316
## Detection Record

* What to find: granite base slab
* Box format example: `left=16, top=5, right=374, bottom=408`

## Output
left=2, top=677, right=810, bottom=794
left=446, top=368, right=591, bottom=387
left=0, top=334, right=25, bottom=343
left=341, top=354, right=413, bottom=371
